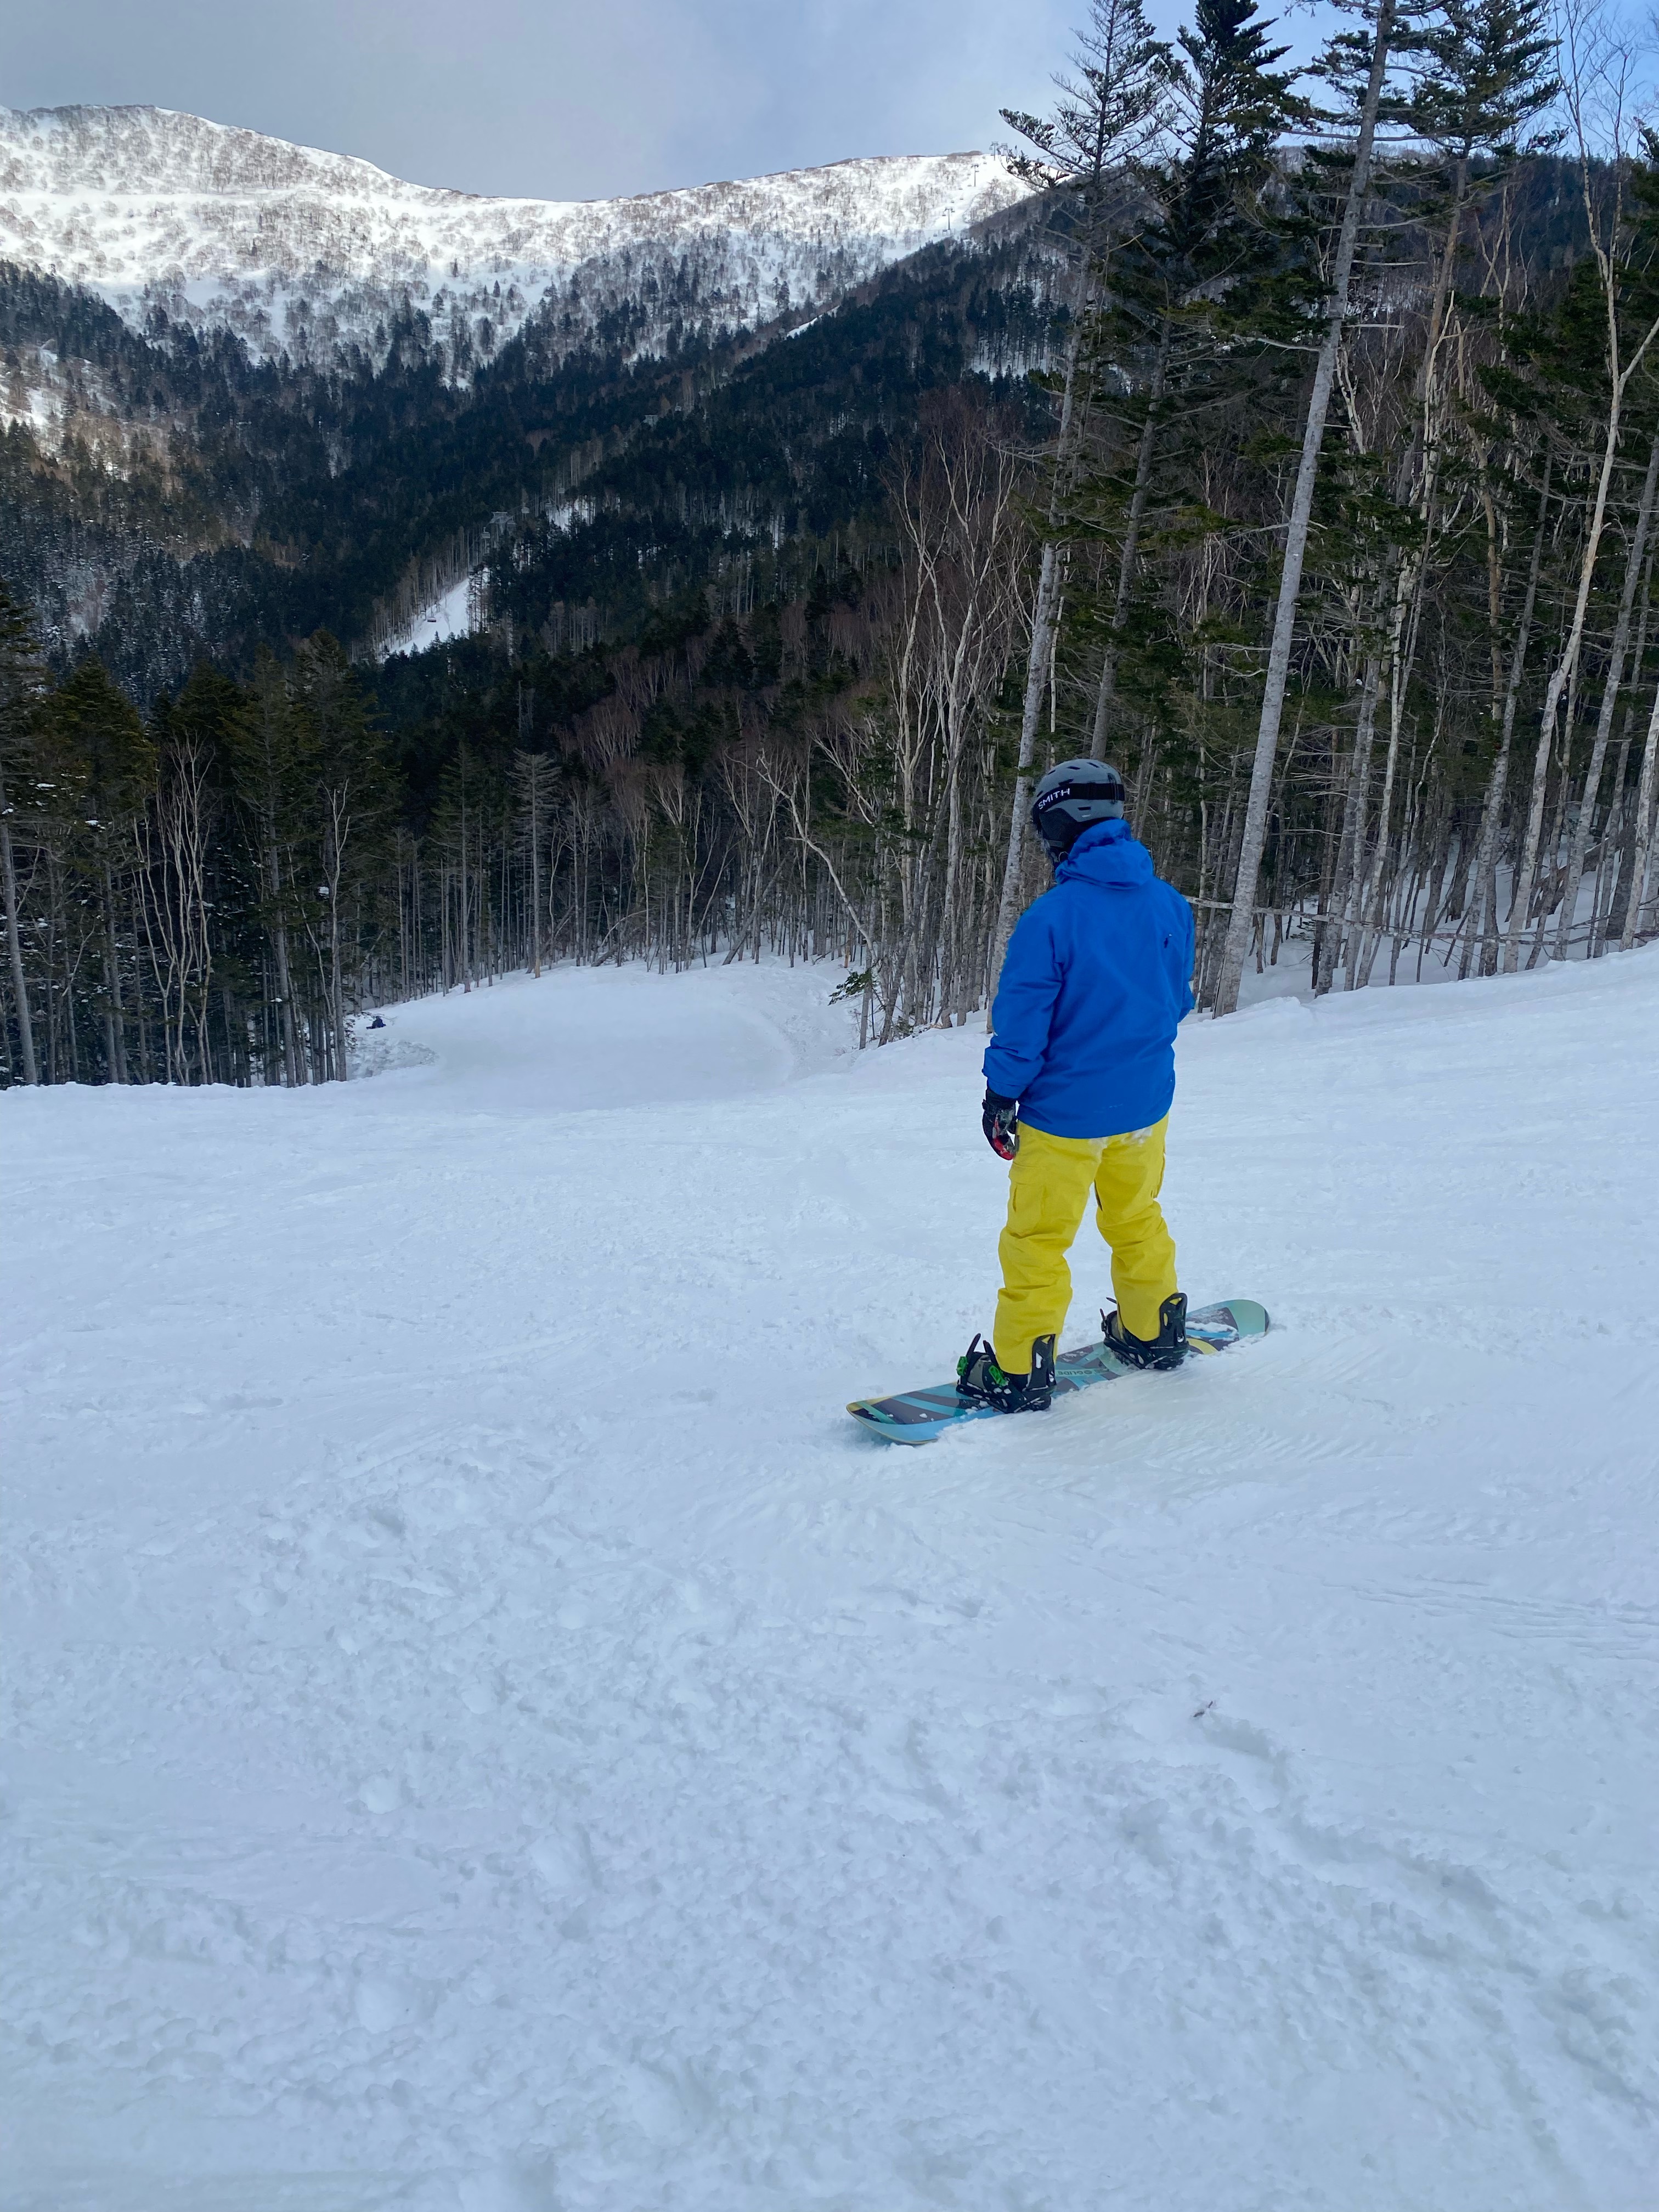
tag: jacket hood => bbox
[1057,816,1154,889]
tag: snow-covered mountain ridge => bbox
[0,105,1031,371]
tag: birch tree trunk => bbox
[324,789,351,1078]
[0,759,38,1083]
[530,793,544,978]
[1505,424,1629,969]
[991,540,1067,994]
[1212,0,1396,1017]
[1347,179,1476,980]
[1089,320,1171,762]
[1323,653,1382,991]
[1591,562,1650,953]
[459,775,472,991]
[1553,431,1659,955]
[1505,133,1659,969]
[1459,450,1551,979]
[264,836,302,1085]
[1620,674,1659,950]
[1350,579,1426,986]
[100,858,128,1082]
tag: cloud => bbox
[2,0,1081,201]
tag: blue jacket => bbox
[983,820,1195,1138]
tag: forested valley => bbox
[4,0,1659,1087]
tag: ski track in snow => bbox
[376,577,476,662]
[3,951,1657,2211]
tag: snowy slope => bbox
[4,951,1658,2209]
[0,105,1030,371]
[373,574,478,662]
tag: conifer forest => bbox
[4,0,1659,1086]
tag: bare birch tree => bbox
[991,0,1175,991]
[1214,0,1398,1017]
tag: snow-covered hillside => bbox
[4,952,1657,2208]
[0,105,1030,372]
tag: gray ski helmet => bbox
[1030,757,1127,857]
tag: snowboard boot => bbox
[1102,1293,1189,1372]
[956,1332,1057,1414]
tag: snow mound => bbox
[0,105,1031,370]
[4,950,1657,2209]
[348,1030,438,1079]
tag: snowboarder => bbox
[958,759,1197,1414]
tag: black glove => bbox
[983,1088,1019,1160]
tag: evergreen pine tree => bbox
[40,658,155,1083]
[1079,0,1305,762]
[291,635,396,1075]
[0,580,46,1084]
[991,0,1177,983]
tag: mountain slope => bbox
[1,106,1051,695]
[1,105,1029,374]
[4,946,1656,2205]
[2,216,1056,698]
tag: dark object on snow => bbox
[1102,1293,1189,1371]
[955,1331,1056,1414]
[368,1015,386,1029]
[1030,758,1127,862]
[982,1088,1019,1160]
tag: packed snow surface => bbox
[376,575,477,661]
[0,106,1029,368]
[4,950,1658,2210]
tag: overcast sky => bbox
[1,0,1116,203]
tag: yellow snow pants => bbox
[994,1116,1178,1375]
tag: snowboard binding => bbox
[1102,1293,1189,1372]
[956,1332,1057,1414]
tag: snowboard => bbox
[847,1299,1270,1446]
